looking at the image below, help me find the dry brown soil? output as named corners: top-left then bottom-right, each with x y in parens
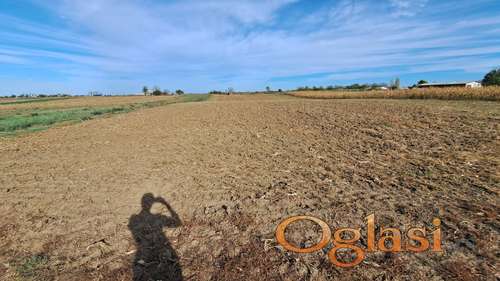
top-left (0, 96), bottom-right (175, 111)
top-left (0, 94), bottom-right (498, 281)
top-left (0, 98), bottom-right (18, 103)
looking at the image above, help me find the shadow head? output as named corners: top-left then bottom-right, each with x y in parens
top-left (141, 193), bottom-right (155, 211)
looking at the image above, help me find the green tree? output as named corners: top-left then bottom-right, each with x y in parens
top-left (417, 80), bottom-right (428, 85)
top-left (151, 86), bottom-right (162, 96)
top-left (142, 86), bottom-right (149, 96)
top-left (482, 68), bottom-right (500, 86)
top-left (175, 89), bottom-right (184, 95)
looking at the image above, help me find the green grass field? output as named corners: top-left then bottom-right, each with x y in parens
top-left (0, 94), bottom-right (210, 136)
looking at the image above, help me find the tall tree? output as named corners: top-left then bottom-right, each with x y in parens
top-left (151, 86), bottom-right (162, 96)
top-left (482, 68), bottom-right (500, 86)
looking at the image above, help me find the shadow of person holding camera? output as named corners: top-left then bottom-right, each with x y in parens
top-left (128, 193), bottom-right (183, 281)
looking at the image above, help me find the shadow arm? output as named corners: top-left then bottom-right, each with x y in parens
top-left (157, 197), bottom-right (182, 227)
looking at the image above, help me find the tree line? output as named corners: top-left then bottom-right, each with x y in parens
top-left (296, 82), bottom-right (391, 91)
top-left (142, 86), bottom-right (184, 96)
top-left (294, 68), bottom-right (500, 91)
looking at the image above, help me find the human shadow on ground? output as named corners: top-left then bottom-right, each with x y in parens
top-left (128, 193), bottom-right (183, 281)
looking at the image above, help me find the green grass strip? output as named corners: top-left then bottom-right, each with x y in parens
top-left (0, 94), bottom-right (210, 136)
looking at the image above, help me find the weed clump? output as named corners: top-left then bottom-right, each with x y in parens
top-left (15, 254), bottom-right (49, 280)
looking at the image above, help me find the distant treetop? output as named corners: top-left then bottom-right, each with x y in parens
top-left (482, 68), bottom-right (500, 86)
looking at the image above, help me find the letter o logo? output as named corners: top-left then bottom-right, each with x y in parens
top-left (275, 216), bottom-right (332, 253)
top-left (328, 244), bottom-right (365, 267)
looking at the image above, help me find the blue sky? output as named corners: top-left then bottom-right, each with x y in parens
top-left (0, 0), bottom-right (499, 95)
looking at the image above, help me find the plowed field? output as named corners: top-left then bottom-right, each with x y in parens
top-left (1, 94), bottom-right (498, 281)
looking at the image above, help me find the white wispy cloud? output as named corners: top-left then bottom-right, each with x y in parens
top-left (389, 0), bottom-right (429, 16)
top-left (0, 0), bottom-right (499, 94)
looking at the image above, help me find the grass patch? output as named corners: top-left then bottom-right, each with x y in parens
top-left (0, 106), bottom-right (131, 134)
top-left (15, 254), bottom-right (49, 280)
top-left (140, 94), bottom-right (210, 107)
top-left (0, 94), bottom-right (210, 136)
top-left (180, 94), bottom-right (210, 102)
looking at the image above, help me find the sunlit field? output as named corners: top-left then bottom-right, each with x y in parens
top-left (1, 94), bottom-right (498, 280)
top-left (290, 86), bottom-right (500, 101)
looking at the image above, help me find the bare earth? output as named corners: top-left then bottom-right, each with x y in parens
top-left (0, 98), bottom-right (18, 103)
top-left (0, 96), bottom-right (175, 111)
top-left (0, 94), bottom-right (498, 281)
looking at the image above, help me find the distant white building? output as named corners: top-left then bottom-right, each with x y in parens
top-left (416, 81), bottom-right (482, 88)
top-left (465, 81), bottom-right (482, 88)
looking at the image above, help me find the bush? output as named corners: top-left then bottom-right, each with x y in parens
top-left (151, 86), bottom-right (163, 96)
top-left (209, 90), bottom-right (224, 95)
